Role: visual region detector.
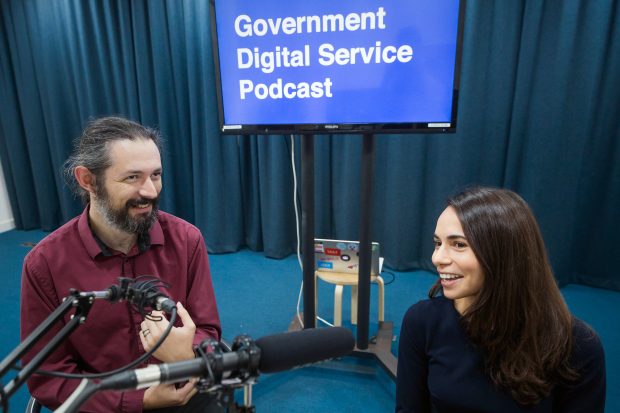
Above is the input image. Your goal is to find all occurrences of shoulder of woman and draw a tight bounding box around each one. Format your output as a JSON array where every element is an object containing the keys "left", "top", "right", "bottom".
[
  {"left": 572, "top": 318, "right": 601, "bottom": 343},
  {"left": 403, "top": 296, "right": 453, "bottom": 325},
  {"left": 571, "top": 318, "right": 605, "bottom": 368}
]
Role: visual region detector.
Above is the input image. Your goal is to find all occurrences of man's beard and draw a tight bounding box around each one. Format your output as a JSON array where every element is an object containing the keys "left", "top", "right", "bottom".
[{"left": 93, "top": 185, "right": 159, "bottom": 236}]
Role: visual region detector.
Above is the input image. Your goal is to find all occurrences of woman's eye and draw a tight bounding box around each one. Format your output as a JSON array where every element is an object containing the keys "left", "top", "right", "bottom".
[
  {"left": 454, "top": 241, "right": 467, "bottom": 249},
  {"left": 433, "top": 240, "right": 441, "bottom": 248}
]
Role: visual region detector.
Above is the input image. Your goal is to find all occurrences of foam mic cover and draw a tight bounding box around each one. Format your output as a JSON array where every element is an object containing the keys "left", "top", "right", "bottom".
[{"left": 255, "top": 327, "right": 355, "bottom": 373}]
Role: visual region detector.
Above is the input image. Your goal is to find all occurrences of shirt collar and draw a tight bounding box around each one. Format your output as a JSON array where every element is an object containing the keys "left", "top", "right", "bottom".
[{"left": 78, "top": 206, "right": 165, "bottom": 259}]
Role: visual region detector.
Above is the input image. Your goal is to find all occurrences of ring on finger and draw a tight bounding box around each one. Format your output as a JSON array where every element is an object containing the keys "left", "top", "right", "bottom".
[{"left": 142, "top": 328, "right": 150, "bottom": 337}]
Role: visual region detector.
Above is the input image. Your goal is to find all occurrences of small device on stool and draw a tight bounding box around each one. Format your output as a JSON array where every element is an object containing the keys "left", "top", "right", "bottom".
[{"left": 313, "top": 239, "right": 384, "bottom": 326}]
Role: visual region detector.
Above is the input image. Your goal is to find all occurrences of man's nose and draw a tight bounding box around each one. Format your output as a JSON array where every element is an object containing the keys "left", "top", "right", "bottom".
[{"left": 139, "top": 177, "right": 158, "bottom": 199}]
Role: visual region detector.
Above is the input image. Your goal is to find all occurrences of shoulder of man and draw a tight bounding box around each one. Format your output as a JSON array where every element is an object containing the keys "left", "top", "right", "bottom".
[
  {"left": 156, "top": 210, "right": 204, "bottom": 242},
  {"left": 24, "top": 215, "right": 81, "bottom": 262}
]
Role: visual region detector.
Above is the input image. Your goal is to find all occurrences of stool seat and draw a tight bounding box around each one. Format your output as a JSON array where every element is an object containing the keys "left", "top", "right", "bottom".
[{"left": 315, "top": 270, "right": 384, "bottom": 327}]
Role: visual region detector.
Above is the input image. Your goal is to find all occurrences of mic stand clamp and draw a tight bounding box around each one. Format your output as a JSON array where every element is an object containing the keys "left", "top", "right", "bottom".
[{"left": 194, "top": 336, "right": 260, "bottom": 413}]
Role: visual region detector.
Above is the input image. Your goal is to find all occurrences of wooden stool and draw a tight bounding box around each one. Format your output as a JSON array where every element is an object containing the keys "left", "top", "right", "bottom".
[{"left": 315, "top": 270, "right": 384, "bottom": 327}]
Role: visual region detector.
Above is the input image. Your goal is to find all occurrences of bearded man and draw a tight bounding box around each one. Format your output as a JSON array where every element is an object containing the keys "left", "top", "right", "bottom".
[{"left": 20, "top": 116, "right": 222, "bottom": 412}]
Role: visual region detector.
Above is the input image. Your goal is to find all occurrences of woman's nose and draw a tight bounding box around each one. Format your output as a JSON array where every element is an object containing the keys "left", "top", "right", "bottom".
[{"left": 432, "top": 245, "right": 451, "bottom": 266}]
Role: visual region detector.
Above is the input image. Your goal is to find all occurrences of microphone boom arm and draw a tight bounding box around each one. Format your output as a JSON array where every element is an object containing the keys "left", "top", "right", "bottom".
[{"left": 0, "top": 290, "right": 96, "bottom": 403}]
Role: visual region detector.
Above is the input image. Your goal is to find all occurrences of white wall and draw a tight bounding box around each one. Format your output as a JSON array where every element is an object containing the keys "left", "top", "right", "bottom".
[{"left": 0, "top": 157, "right": 15, "bottom": 232}]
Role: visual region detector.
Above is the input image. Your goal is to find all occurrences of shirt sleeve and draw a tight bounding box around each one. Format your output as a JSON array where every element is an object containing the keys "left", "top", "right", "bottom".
[
  {"left": 553, "top": 320, "right": 606, "bottom": 413},
  {"left": 185, "top": 227, "right": 221, "bottom": 345},
  {"left": 20, "top": 251, "right": 146, "bottom": 413},
  {"left": 395, "top": 304, "right": 432, "bottom": 413}
]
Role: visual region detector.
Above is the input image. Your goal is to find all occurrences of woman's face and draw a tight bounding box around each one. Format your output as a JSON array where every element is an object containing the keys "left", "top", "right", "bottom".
[{"left": 432, "top": 206, "right": 485, "bottom": 314}]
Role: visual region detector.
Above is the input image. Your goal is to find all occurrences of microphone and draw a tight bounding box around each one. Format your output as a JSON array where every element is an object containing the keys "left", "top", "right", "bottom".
[
  {"left": 55, "top": 327, "right": 354, "bottom": 412},
  {"left": 256, "top": 325, "right": 354, "bottom": 373},
  {"left": 79, "top": 276, "right": 177, "bottom": 314},
  {"left": 124, "top": 277, "right": 177, "bottom": 314},
  {"left": 102, "top": 327, "right": 354, "bottom": 390},
  {"left": 55, "top": 327, "right": 355, "bottom": 413}
]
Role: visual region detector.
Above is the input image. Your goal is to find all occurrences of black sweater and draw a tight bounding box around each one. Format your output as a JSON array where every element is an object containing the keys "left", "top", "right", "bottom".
[{"left": 396, "top": 296, "right": 606, "bottom": 412}]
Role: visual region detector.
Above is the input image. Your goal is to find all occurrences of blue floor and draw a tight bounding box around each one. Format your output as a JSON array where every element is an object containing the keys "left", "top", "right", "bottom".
[{"left": 1, "top": 229, "right": 619, "bottom": 412}]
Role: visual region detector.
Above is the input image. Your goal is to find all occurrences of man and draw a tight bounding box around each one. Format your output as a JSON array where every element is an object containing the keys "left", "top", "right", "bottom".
[{"left": 20, "top": 116, "right": 221, "bottom": 412}]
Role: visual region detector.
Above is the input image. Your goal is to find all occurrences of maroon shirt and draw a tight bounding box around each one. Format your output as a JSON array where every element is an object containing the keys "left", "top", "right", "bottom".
[{"left": 20, "top": 207, "right": 221, "bottom": 412}]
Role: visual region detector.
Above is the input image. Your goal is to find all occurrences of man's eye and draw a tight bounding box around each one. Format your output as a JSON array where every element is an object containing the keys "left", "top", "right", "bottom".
[
  {"left": 152, "top": 172, "right": 162, "bottom": 179},
  {"left": 125, "top": 175, "right": 138, "bottom": 181}
]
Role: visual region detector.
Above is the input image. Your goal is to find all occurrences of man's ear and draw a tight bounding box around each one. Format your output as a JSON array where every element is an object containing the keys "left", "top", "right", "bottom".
[{"left": 74, "top": 166, "right": 97, "bottom": 194}]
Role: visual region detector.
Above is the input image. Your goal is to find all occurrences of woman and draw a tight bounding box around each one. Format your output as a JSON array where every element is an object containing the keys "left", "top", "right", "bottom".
[{"left": 396, "top": 187, "right": 605, "bottom": 412}]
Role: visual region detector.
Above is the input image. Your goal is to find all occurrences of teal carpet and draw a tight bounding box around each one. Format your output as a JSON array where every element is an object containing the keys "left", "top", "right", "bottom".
[{"left": 1, "top": 229, "right": 618, "bottom": 412}]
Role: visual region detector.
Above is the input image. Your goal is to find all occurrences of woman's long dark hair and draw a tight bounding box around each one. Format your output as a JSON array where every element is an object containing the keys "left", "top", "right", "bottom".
[{"left": 429, "top": 187, "right": 578, "bottom": 405}]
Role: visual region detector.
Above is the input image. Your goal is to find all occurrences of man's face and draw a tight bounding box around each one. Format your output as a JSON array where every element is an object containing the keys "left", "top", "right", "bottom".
[{"left": 93, "top": 138, "right": 162, "bottom": 234}]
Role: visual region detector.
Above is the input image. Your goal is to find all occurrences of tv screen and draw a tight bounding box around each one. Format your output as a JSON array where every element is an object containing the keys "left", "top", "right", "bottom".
[{"left": 210, "top": 0, "right": 465, "bottom": 135}]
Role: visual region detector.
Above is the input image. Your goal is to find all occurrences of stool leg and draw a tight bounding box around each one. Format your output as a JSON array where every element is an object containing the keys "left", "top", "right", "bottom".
[
  {"left": 376, "top": 277, "right": 385, "bottom": 322},
  {"left": 334, "top": 285, "right": 343, "bottom": 327},
  {"left": 351, "top": 285, "right": 358, "bottom": 325}
]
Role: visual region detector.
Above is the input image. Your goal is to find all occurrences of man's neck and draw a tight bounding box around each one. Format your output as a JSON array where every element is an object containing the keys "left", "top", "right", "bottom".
[{"left": 88, "top": 205, "right": 137, "bottom": 254}]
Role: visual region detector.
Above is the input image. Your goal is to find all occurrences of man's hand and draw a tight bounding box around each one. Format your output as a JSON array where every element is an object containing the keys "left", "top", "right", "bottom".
[
  {"left": 143, "top": 379, "right": 198, "bottom": 410},
  {"left": 139, "top": 302, "right": 196, "bottom": 362}
]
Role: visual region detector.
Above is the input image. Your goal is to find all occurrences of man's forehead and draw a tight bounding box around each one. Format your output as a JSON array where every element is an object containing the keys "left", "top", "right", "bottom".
[{"left": 107, "top": 138, "right": 161, "bottom": 170}]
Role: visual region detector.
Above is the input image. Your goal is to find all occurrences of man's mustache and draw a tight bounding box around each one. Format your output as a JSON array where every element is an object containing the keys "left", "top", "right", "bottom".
[{"left": 126, "top": 197, "right": 159, "bottom": 208}]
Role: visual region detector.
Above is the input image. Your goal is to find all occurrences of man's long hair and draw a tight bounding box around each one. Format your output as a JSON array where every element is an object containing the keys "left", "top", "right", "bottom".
[
  {"left": 63, "top": 116, "right": 162, "bottom": 204},
  {"left": 429, "top": 187, "right": 578, "bottom": 405}
]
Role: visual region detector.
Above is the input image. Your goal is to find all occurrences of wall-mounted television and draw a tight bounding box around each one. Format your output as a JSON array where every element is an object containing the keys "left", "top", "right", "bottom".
[{"left": 209, "top": 0, "right": 466, "bottom": 135}]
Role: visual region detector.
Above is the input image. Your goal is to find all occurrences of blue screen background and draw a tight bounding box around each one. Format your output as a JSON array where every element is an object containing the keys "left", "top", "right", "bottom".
[{"left": 214, "top": 0, "right": 460, "bottom": 126}]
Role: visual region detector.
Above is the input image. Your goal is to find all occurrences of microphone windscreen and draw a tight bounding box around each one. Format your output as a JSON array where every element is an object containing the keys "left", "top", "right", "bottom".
[{"left": 255, "top": 327, "right": 354, "bottom": 373}]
